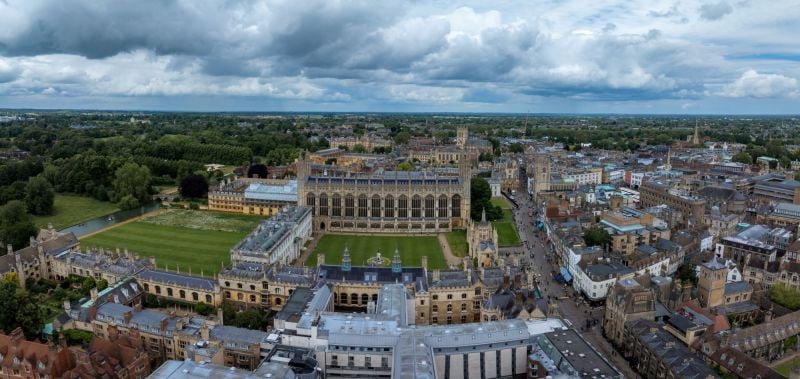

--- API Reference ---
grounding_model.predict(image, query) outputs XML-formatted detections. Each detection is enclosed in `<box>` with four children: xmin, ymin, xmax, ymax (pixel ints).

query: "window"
<box><xmin>358</xmin><ymin>194</ymin><xmax>368</xmax><ymax>217</ymax></box>
<box><xmin>385</xmin><ymin>196</ymin><xmax>394</xmax><ymax>218</ymax></box>
<box><xmin>250</xmin><ymin>295</ymin><xmax>256</xmax><ymax>302</ymax></box>
<box><xmin>237</xmin><ymin>283</ymin><xmax>243</xmax><ymax>289</ymax></box>
<box><xmin>398</xmin><ymin>195</ymin><xmax>408</xmax><ymax>218</ymax></box>
<box><xmin>461</xmin><ymin>293</ymin><xmax>467</xmax><ymax>299</ymax></box>
<box><xmin>167</xmin><ymin>288</ymin><xmax>173</xmax><ymax>296</ymax></box>
<box><xmin>447</xmin><ymin>294</ymin><xmax>453</xmax><ymax>300</ymax></box>
<box><xmin>345</xmin><ymin>194</ymin><xmax>355</xmax><ymax>217</ymax></box>
<box><xmin>461</xmin><ymin>303</ymin><xmax>467</xmax><ymax>311</ymax></box>
<box><xmin>438</xmin><ymin>195</ymin><xmax>448</xmax><ymax>217</ymax></box>
<box><xmin>179</xmin><ymin>290</ymin><xmax>185</xmax><ymax>299</ymax></box>
<box><xmin>155</xmin><ymin>285</ymin><xmax>161</xmax><ymax>294</ymax></box>
<box><xmin>206</xmin><ymin>294</ymin><xmax>213</xmax><ymax>303</ymax></box>
<box><xmin>452</xmin><ymin>194</ymin><xmax>461</xmax><ymax>217</ymax></box>
<box><xmin>192</xmin><ymin>292</ymin><xmax>199</xmax><ymax>301</ymax></box>
<box><xmin>332</xmin><ymin>194</ymin><xmax>342</xmax><ymax>217</ymax></box>
<box><xmin>412</xmin><ymin>195</ymin><xmax>421</xmax><ymax>218</ymax></box>
<box><xmin>447</xmin><ymin>304</ymin><xmax>452</xmax><ymax>312</ymax></box>
<box><xmin>432</xmin><ymin>305</ymin><xmax>438</xmax><ymax>312</ymax></box>
<box><xmin>319</xmin><ymin>193</ymin><xmax>329</xmax><ymax>216</ymax></box>
<box><xmin>365</xmin><ymin>357</ymin><xmax>371</xmax><ymax>367</ymax></box>
<box><xmin>225</xmin><ymin>291</ymin><xmax>231</xmax><ymax>299</ymax></box>
<box><xmin>371</xmin><ymin>195</ymin><xmax>381</xmax><ymax>218</ymax></box>
<box><xmin>432</xmin><ymin>295</ymin><xmax>439</xmax><ymax>300</ymax></box>
<box><xmin>420</xmin><ymin>299</ymin><xmax>425</xmax><ymax>305</ymax></box>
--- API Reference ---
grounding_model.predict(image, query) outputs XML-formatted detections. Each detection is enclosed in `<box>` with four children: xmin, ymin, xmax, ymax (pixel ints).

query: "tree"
<box><xmin>731</xmin><ymin>152</ymin><xmax>753</xmax><ymax>165</ymax></box>
<box><xmin>63</xmin><ymin>329</ymin><xmax>94</xmax><ymax>346</ymax></box>
<box><xmin>0</xmin><ymin>181</ymin><xmax>28</xmax><ymax>205</ymax></box>
<box><xmin>112</xmin><ymin>162</ymin><xmax>151</xmax><ymax>207</ymax></box>
<box><xmin>179</xmin><ymin>174</ymin><xmax>209</xmax><ymax>199</ymax></box>
<box><xmin>0</xmin><ymin>281</ymin><xmax>43</xmax><ymax>339</ymax></box>
<box><xmin>231</xmin><ymin>309</ymin><xmax>264</xmax><ymax>330</ymax></box>
<box><xmin>770</xmin><ymin>283</ymin><xmax>800</xmax><ymax>310</ymax></box>
<box><xmin>397</xmin><ymin>162</ymin><xmax>413</xmax><ymax>171</ymax></box>
<box><xmin>583</xmin><ymin>225</ymin><xmax>611</xmax><ymax>249</ymax></box>
<box><xmin>394</xmin><ymin>131</ymin><xmax>411</xmax><ymax>145</ymax></box>
<box><xmin>352</xmin><ymin>144</ymin><xmax>367</xmax><ymax>154</ymax></box>
<box><xmin>25</xmin><ymin>176</ymin><xmax>54</xmax><ymax>215</ymax></box>
<box><xmin>97</xmin><ymin>279</ymin><xmax>109</xmax><ymax>291</ymax></box>
<box><xmin>247</xmin><ymin>164</ymin><xmax>268</xmax><ymax>178</ymax></box>
<box><xmin>0</xmin><ymin>200</ymin><xmax>37</xmax><ymax>252</ymax></box>
<box><xmin>195</xmin><ymin>302</ymin><xmax>214</xmax><ymax>316</ymax></box>
<box><xmin>508</xmin><ymin>143</ymin><xmax>524</xmax><ymax>153</ymax></box>
<box><xmin>469</xmin><ymin>177</ymin><xmax>503</xmax><ymax>221</ymax></box>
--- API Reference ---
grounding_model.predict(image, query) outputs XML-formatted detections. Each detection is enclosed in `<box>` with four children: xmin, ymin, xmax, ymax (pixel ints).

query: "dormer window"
<box><xmin>38</xmin><ymin>361</ymin><xmax>45</xmax><ymax>370</ymax></box>
<box><xmin>12</xmin><ymin>356</ymin><xmax>19</xmax><ymax>364</ymax></box>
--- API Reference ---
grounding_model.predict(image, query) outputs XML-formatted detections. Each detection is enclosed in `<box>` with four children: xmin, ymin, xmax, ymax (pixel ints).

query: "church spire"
<box><xmin>342</xmin><ymin>246</ymin><xmax>352</xmax><ymax>272</ymax></box>
<box><xmin>481</xmin><ymin>207</ymin><xmax>487</xmax><ymax>223</ymax></box>
<box><xmin>392</xmin><ymin>247</ymin><xmax>402</xmax><ymax>273</ymax></box>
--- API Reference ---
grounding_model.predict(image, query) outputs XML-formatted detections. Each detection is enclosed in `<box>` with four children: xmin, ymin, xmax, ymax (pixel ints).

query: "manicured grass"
<box><xmin>445</xmin><ymin>230</ymin><xmax>468</xmax><ymax>257</ymax></box>
<box><xmin>493</xmin><ymin>222</ymin><xmax>521</xmax><ymax>246</ymax></box>
<box><xmin>489</xmin><ymin>197</ymin><xmax>519</xmax><ymax>246</ymax></box>
<box><xmin>140</xmin><ymin>210</ymin><xmax>261</xmax><ymax>233</ymax></box>
<box><xmin>83</xmin><ymin>210</ymin><xmax>262</xmax><ymax>276</ymax></box>
<box><xmin>308</xmin><ymin>234</ymin><xmax>447</xmax><ymax>269</ymax></box>
<box><xmin>491</xmin><ymin>197</ymin><xmax>512</xmax><ymax>209</ymax></box>
<box><xmin>775</xmin><ymin>358</ymin><xmax>800</xmax><ymax>377</ymax></box>
<box><xmin>33</xmin><ymin>195</ymin><xmax>119</xmax><ymax>229</ymax></box>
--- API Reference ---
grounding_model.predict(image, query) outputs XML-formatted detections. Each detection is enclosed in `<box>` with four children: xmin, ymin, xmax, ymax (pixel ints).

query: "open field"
<box><xmin>444</xmin><ymin>230</ymin><xmax>467</xmax><ymax>257</ymax></box>
<box><xmin>82</xmin><ymin>210</ymin><xmax>262</xmax><ymax>276</ymax></box>
<box><xmin>307</xmin><ymin>234</ymin><xmax>447</xmax><ymax>269</ymax></box>
<box><xmin>33</xmin><ymin>194</ymin><xmax>119</xmax><ymax>229</ymax></box>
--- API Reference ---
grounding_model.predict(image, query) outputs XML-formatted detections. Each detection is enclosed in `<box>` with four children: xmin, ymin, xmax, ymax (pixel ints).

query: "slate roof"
<box><xmin>317</xmin><ymin>264</ymin><xmax>424</xmax><ymax>285</ymax></box>
<box><xmin>135</xmin><ymin>269</ymin><xmax>216</xmax><ymax>291</ymax></box>
<box><xmin>723</xmin><ymin>281</ymin><xmax>752</xmax><ymax>295</ymax></box>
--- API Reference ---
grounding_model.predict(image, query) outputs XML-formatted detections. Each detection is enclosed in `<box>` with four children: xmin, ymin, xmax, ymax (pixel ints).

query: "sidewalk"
<box><xmin>437</xmin><ymin>233</ymin><xmax>462</xmax><ymax>267</ymax></box>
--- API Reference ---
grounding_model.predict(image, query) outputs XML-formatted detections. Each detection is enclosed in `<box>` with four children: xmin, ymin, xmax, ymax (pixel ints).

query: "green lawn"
<box><xmin>493</xmin><ymin>222</ymin><xmax>521</xmax><ymax>246</ymax></box>
<box><xmin>491</xmin><ymin>197</ymin><xmax>512</xmax><ymax>209</ymax></box>
<box><xmin>308</xmin><ymin>234</ymin><xmax>447</xmax><ymax>269</ymax></box>
<box><xmin>33</xmin><ymin>195</ymin><xmax>119</xmax><ymax>229</ymax></box>
<box><xmin>445</xmin><ymin>230</ymin><xmax>468</xmax><ymax>257</ymax></box>
<box><xmin>83</xmin><ymin>210</ymin><xmax>262</xmax><ymax>276</ymax></box>
<box><xmin>775</xmin><ymin>358</ymin><xmax>800</xmax><ymax>377</ymax></box>
<box><xmin>489</xmin><ymin>197</ymin><xmax>519</xmax><ymax>246</ymax></box>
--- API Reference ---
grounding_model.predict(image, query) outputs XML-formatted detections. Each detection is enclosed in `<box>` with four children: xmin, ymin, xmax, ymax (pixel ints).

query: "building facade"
<box><xmin>297</xmin><ymin>157</ymin><xmax>471</xmax><ymax>233</ymax></box>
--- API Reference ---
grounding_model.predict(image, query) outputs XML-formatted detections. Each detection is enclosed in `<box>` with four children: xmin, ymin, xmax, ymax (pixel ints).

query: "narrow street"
<box><xmin>513</xmin><ymin>174</ymin><xmax>639</xmax><ymax>378</ymax></box>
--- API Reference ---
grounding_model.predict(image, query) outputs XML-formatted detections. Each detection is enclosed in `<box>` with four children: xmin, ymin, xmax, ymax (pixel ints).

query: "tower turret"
<box><xmin>392</xmin><ymin>248</ymin><xmax>402</xmax><ymax>273</ymax></box>
<box><xmin>342</xmin><ymin>246</ymin><xmax>352</xmax><ymax>272</ymax></box>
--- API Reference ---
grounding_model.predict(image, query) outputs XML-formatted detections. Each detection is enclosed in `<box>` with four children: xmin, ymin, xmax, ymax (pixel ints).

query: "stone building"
<box><xmin>724</xmin><ymin>310</ymin><xmax>800</xmax><ymax>361</ymax></box>
<box><xmin>603</xmin><ymin>277</ymin><xmax>656</xmax><ymax>348</ymax></box>
<box><xmin>219</xmin><ymin>263</ymin><xmax>316</xmax><ymax>311</ymax></box>
<box><xmin>639</xmin><ymin>180</ymin><xmax>706</xmax><ymax>227</ymax></box>
<box><xmin>208</xmin><ymin>178</ymin><xmax>298</xmax><ymax>216</ymax></box>
<box><xmin>623</xmin><ymin>319</ymin><xmax>718</xmax><ymax>379</ymax></box>
<box><xmin>229</xmin><ymin>206</ymin><xmax>313</xmax><ymax>266</ymax></box>
<box><xmin>135</xmin><ymin>269</ymin><xmax>222</xmax><ymax>306</ymax></box>
<box><xmin>0</xmin><ymin>226</ymin><xmax>79</xmax><ymax>289</ymax></box>
<box><xmin>297</xmin><ymin>156</ymin><xmax>471</xmax><ymax>233</ymax></box>
<box><xmin>466</xmin><ymin>209</ymin><xmax>498</xmax><ymax>268</ymax></box>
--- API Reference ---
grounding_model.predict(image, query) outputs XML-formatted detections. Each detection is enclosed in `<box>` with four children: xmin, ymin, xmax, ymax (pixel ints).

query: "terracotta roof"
<box><xmin>0</xmin><ymin>328</ymin><xmax>75</xmax><ymax>377</ymax></box>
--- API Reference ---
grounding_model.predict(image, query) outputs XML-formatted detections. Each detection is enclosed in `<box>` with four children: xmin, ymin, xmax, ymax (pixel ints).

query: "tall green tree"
<box><xmin>583</xmin><ymin>225</ymin><xmax>611</xmax><ymax>249</ymax></box>
<box><xmin>0</xmin><ymin>200</ymin><xmax>37</xmax><ymax>251</ymax></box>
<box><xmin>179</xmin><ymin>174</ymin><xmax>209</xmax><ymax>199</ymax></box>
<box><xmin>25</xmin><ymin>176</ymin><xmax>55</xmax><ymax>215</ymax></box>
<box><xmin>112</xmin><ymin>162</ymin><xmax>151</xmax><ymax>208</ymax></box>
<box><xmin>731</xmin><ymin>152</ymin><xmax>753</xmax><ymax>165</ymax></box>
<box><xmin>0</xmin><ymin>281</ymin><xmax>43</xmax><ymax>339</ymax></box>
<box><xmin>470</xmin><ymin>177</ymin><xmax>503</xmax><ymax>221</ymax></box>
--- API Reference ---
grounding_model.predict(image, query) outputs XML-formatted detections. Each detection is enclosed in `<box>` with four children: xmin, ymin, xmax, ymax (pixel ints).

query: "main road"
<box><xmin>511</xmin><ymin>169</ymin><xmax>639</xmax><ymax>378</ymax></box>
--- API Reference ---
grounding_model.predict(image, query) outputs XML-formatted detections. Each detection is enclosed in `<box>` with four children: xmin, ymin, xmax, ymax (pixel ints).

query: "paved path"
<box><xmin>78</xmin><ymin>209</ymin><xmax>164</xmax><ymax>240</ymax></box>
<box><xmin>437</xmin><ymin>233</ymin><xmax>462</xmax><ymax>268</ymax></box>
<box><xmin>295</xmin><ymin>233</ymin><xmax>324</xmax><ymax>267</ymax></box>
<box><xmin>513</xmin><ymin>175</ymin><xmax>640</xmax><ymax>379</ymax></box>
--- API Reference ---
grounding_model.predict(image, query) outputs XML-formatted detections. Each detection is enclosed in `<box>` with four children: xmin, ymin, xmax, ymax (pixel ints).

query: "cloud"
<box><xmin>0</xmin><ymin>1</ymin><xmax>797</xmax><ymax>113</ymax></box>
<box><xmin>719</xmin><ymin>70</ymin><xmax>798</xmax><ymax>98</ymax></box>
<box><xmin>699</xmin><ymin>1</ymin><xmax>733</xmax><ymax>20</ymax></box>
<box><xmin>0</xmin><ymin>58</ymin><xmax>20</xmax><ymax>83</ymax></box>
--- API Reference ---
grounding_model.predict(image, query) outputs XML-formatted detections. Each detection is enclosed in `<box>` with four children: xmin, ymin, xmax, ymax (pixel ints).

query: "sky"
<box><xmin>0</xmin><ymin>0</ymin><xmax>798</xmax><ymax>114</ymax></box>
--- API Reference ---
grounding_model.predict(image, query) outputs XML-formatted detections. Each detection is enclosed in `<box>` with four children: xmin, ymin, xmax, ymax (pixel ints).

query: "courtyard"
<box><xmin>306</xmin><ymin>234</ymin><xmax>448</xmax><ymax>269</ymax></box>
<box><xmin>82</xmin><ymin>210</ymin><xmax>262</xmax><ymax>277</ymax></box>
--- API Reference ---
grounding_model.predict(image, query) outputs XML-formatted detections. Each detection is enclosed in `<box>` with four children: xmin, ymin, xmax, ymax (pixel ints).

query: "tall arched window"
<box><xmin>425</xmin><ymin>195</ymin><xmax>435</xmax><ymax>218</ymax></box>
<box><xmin>306</xmin><ymin>193</ymin><xmax>315</xmax><ymax>214</ymax></box>
<box><xmin>358</xmin><ymin>194</ymin><xmax>368</xmax><ymax>217</ymax></box>
<box><xmin>451</xmin><ymin>194</ymin><xmax>461</xmax><ymax>217</ymax></box>
<box><xmin>385</xmin><ymin>195</ymin><xmax>395</xmax><ymax>218</ymax></box>
<box><xmin>371</xmin><ymin>195</ymin><xmax>381</xmax><ymax>218</ymax></box>
<box><xmin>438</xmin><ymin>195</ymin><xmax>448</xmax><ymax>217</ymax></box>
<box><xmin>340</xmin><ymin>293</ymin><xmax>348</xmax><ymax>304</ymax></box>
<box><xmin>319</xmin><ymin>193</ymin><xmax>329</xmax><ymax>216</ymax></box>
<box><xmin>398</xmin><ymin>195</ymin><xmax>408</xmax><ymax>218</ymax></box>
<box><xmin>332</xmin><ymin>194</ymin><xmax>342</xmax><ymax>217</ymax></box>
<box><xmin>345</xmin><ymin>194</ymin><xmax>355</xmax><ymax>217</ymax></box>
<box><xmin>411</xmin><ymin>195</ymin><xmax>421</xmax><ymax>218</ymax></box>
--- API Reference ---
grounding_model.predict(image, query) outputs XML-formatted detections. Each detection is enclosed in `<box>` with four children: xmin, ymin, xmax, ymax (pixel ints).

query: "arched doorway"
<box><xmin>320</xmin><ymin>222</ymin><xmax>326</xmax><ymax>230</ymax></box>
